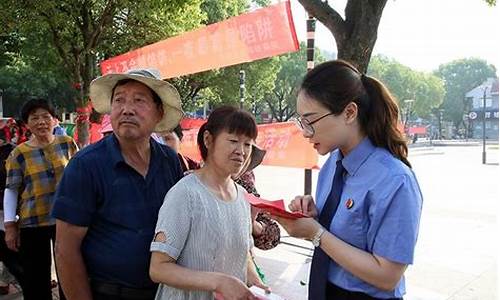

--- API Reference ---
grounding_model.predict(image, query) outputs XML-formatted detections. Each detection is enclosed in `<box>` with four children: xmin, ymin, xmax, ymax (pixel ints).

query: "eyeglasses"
<box><xmin>28</xmin><ymin>114</ymin><xmax>53</xmax><ymax>124</ymax></box>
<box><xmin>292</xmin><ymin>112</ymin><xmax>335</xmax><ymax>137</ymax></box>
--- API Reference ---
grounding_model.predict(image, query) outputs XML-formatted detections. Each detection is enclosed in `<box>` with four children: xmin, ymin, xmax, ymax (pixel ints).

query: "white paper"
<box><xmin>249</xmin><ymin>286</ymin><xmax>286</xmax><ymax>300</ymax></box>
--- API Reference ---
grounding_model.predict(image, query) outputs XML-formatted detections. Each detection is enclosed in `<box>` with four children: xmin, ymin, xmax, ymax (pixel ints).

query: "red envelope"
<box><xmin>246</xmin><ymin>193</ymin><xmax>308</xmax><ymax>219</ymax></box>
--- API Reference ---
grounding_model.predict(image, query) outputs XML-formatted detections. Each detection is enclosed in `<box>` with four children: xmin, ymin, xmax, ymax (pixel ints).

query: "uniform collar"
<box><xmin>341</xmin><ymin>137</ymin><xmax>375</xmax><ymax>176</ymax></box>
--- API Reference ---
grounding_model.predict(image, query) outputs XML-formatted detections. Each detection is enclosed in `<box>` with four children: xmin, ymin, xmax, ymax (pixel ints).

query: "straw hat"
<box><xmin>90</xmin><ymin>68</ymin><xmax>183</xmax><ymax>132</ymax></box>
<box><xmin>247</xmin><ymin>144</ymin><xmax>266</xmax><ymax>172</ymax></box>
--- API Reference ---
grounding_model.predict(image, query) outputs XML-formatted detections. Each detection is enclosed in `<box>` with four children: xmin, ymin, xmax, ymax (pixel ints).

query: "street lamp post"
<box><xmin>403</xmin><ymin>99</ymin><xmax>414</xmax><ymax>133</ymax></box>
<box><xmin>438</xmin><ymin>109</ymin><xmax>444</xmax><ymax>140</ymax></box>
<box><xmin>239</xmin><ymin>70</ymin><xmax>245</xmax><ymax>109</ymax></box>
<box><xmin>482</xmin><ymin>86</ymin><xmax>488</xmax><ymax>164</ymax></box>
<box><xmin>0</xmin><ymin>88</ymin><xmax>3</xmax><ymax>118</ymax></box>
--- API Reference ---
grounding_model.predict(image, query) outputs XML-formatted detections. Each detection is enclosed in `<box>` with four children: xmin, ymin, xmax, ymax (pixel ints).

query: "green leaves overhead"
<box><xmin>368</xmin><ymin>55</ymin><xmax>445</xmax><ymax>119</ymax></box>
<box><xmin>264</xmin><ymin>42</ymin><xmax>325</xmax><ymax>122</ymax></box>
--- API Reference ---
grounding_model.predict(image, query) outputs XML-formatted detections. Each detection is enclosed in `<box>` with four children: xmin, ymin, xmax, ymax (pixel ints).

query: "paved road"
<box><xmin>252</xmin><ymin>145</ymin><xmax>499</xmax><ymax>300</ymax></box>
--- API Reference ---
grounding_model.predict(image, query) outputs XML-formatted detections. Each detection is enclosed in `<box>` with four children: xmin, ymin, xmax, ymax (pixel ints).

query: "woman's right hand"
<box><xmin>4</xmin><ymin>222</ymin><xmax>20</xmax><ymax>252</ymax></box>
<box><xmin>214</xmin><ymin>274</ymin><xmax>256</xmax><ymax>300</ymax></box>
<box><xmin>288</xmin><ymin>195</ymin><xmax>318</xmax><ymax>218</ymax></box>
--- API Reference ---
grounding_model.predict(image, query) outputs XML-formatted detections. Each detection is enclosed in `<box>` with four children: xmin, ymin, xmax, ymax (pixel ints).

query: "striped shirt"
<box><xmin>151</xmin><ymin>173</ymin><xmax>252</xmax><ymax>300</ymax></box>
<box><xmin>6</xmin><ymin>135</ymin><xmax>78</xmax><ymax>227</ymax></box>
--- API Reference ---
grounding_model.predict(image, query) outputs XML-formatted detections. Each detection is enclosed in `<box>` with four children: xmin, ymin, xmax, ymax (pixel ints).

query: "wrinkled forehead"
<box><xmin>113</xmin><ymin>80</ymin><xmax>155</xmax><ymax>98</ymax></box>
<box><xmin>111</xmin><ymin>79</ymin><xmax>163</xmax><ymax>110</ymax></box>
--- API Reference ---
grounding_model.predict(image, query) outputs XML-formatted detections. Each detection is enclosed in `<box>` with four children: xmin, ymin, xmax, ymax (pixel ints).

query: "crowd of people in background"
<box><xmin>1</xmin><ymin>117</ymin><xmax>30</xmax><ymax>295</ymax></box>
<box><xmin>0</xmin><ymin>118</ymin><xmax>30</xmax><ymax>147</ymax></box>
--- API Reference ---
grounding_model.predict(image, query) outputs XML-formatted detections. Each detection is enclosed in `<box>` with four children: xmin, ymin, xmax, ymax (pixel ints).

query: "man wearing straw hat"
<box><xmin>52</xmin><ymin>69</ymin><xmax>184</xmax><ymax>300</ymax></box>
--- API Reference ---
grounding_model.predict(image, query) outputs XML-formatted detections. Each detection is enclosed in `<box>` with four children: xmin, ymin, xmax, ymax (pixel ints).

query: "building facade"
<box><xmin>466</xmin><ymin>77</ymin><xmax>499</xmax><ymax>140</ymax></box>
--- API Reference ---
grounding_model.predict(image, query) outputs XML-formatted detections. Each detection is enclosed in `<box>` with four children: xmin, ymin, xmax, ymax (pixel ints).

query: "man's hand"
<box><xmin>4</xmin><ymin>221</ymin><xmax>20</xmax><ymax>252</ymax></box>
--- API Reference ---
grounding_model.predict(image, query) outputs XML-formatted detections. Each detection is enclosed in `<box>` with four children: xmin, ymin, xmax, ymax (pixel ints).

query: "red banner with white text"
<box><xmin>180</xmin><ymin>122</ymin><xmax>318</xmax><ymax>169</ymax></box>
<box><xmin>100</xmin><ymin>2</ymin><xmax>299</xmax><ymax>78</ymax></box>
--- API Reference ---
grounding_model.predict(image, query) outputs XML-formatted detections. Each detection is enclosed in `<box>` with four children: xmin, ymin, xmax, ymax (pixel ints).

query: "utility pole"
<box><xmin>239</xmin><ymin>70</ymin><xmax>245</xmax><ymax>109</ymax></box>
<box><xmin>438</xmin><ymin>109</ymin><xmax>444</xmax><ymax>140</ymax></box>
<box><xmin>0</xmin><ymin>89</ymin><xmax>3</xmax><ymax>118</ymax></box>
<box><xmin>482</xmin><ymin>86</ymin><xmax>488</xmax><ymax>164</ymax></box>
<box><xmin>403</xmin><ymin>99</ymin><xmax>414</xmax><ymax>133</ymax></box>
<box><xmin>304</xmin><ymin>13</ymin><xmax>316</xmax><ymax>195</ymax></box>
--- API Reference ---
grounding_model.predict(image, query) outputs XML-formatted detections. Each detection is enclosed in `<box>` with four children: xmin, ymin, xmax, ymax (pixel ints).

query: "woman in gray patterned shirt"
<box><xmin>150</xmin><ymin>106</ymin><xmax>268</xmax><ymax>300</ymax></box>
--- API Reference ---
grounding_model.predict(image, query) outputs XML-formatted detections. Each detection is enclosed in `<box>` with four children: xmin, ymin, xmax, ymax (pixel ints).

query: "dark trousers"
<box><xmin>19</xmin><ymin>225</ymin><xmax>66</xmax><ymax>300</ymax></box>
<box><xmin>326</xmin><ymin>282</ymin><xmax>403</xmax><ymax>300</ymax></box>
<box><xmin>91</xmin><ymin>280</ymin><xmax>157</xmax><ymax>300</ymax></box>
<box><xmin>0</xmin><ymin>230</ymin><xmax>26</xmax><ymax>289</ymax></box>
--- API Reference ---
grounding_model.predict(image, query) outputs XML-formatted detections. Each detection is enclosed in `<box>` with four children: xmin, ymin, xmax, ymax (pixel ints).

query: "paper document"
<box><xmin>249</xmin><ymin>286</ymin><xmax>286</xmax><ymax>300</ymax></box>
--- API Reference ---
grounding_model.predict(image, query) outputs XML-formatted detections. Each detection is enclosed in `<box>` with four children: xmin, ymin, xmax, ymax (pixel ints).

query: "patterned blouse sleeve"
<box><xmin>5</xmin><ymin>148</ymin><xmax>22</xmax><ymax>191</ymax></box>
<box><xmin>253</xmin><ymin>213</ymin><xmax>280</xmax><ymax>250</ymax></box>
<box><xmin>235</xmin><ymin>171</ymin><xmax>281</xmax><ymax>250</ymax></box>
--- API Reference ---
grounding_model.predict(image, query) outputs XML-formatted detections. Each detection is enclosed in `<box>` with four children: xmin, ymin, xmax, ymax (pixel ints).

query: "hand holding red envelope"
<box><xmin>245</xmin><ymin>193</ymin><xmax>308</xmax><ymax>219</ymax></box>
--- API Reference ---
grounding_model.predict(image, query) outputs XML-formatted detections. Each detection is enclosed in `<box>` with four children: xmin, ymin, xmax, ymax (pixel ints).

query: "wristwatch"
<box><xmin>311</xmin><ymin>227</ymin><xmax>325</xmax><ymax>247</ymax></box>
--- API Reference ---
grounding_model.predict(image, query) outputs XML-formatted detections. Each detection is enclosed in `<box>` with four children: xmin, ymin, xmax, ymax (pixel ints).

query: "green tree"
<box><xmin>434</xmin><ymin>58</ymin><xmax>497</xmax><ymax>130</ymax></box>
<box><xmin>0</xmin><ymin>31</ymin><xmax>76</xmax><ymax>117</ymax></box>
<box><xmin>368</xmin><ymin>55</ymin><xmax>445</xmax><ymax>120</ymax></box>
<box><xmin>0</xmin><ymin>62</ymin><xmax>77</xmax><ymax>117</ymax></box>
<box><xmin>171</xmin><ymin>56</ymin><xmax>279</xmax><ymax>118</ymax></box>
<box><xmin>1</xmin><ymin>0</ymin><xmax>204</xmax><ymax>145</ymax></box>
<box><xmin>264</xmin><ymin>42</ymin><xmax>326</xmax><ymax>122</ymax></box>
<box><xmin>189</xmin><ymin>57</ymin><xmax>280</xmax><ymax>116</ymax></box>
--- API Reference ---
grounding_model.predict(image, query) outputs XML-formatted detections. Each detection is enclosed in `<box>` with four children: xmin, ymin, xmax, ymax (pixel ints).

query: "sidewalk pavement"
<box><xmin>254</xmin><ymin>237</ymin><xmax>312</xmax><ymax>300</ymax></box>
<box><xmin>409</xmin><ymin>139</ymin><xmax>499</xmax><ymax>148</ymax></box>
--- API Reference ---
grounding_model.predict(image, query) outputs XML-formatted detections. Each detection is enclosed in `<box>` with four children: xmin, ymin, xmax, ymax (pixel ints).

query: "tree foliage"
<box><xmin>174</xmin><ymin>57</ymin><xmax>278</xmax><ymax>116</ymax></box>
<box><xmin>264</xmin><ymin>42</ymin><xmax>326</xmax><ymax>122</ymax></box>
<box><xmin>0</xmin><ymin>59</ymin><xmax>77</xmax><ymax>117</ymax></box>
<box><xmin>434</xmin><ymin>58</ymin><xmax>497</xmax><ymax>129</ymax></box>
<box><xmin>368</xmin><ymin>55</ymin><xmax>445</xmax><ymax>120</ymax></box>
<box><xmin>0</xmin><ymin>31</ymin><xmax>76</xmax><ymax>116</ymax></box>
<box><xmin>1</xmin><ymin>0</ymin><xmax>204</xmax><ymax>145</ymax></box>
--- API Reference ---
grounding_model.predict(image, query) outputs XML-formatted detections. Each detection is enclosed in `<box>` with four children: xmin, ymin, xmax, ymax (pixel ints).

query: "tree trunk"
<box><xmin>74</xmin><ymin>54</ymin><xmax>94</xmax><ymax>148</ymax></box>
<box><xmin>75</xmin><ymin>88</ymin><xmax>90</xmax><ymax>148</ymax></box>
<box><xmin>298</xmin><ymin>0</ymin><xmax>388</xmax><ymax>73</ymax></box>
